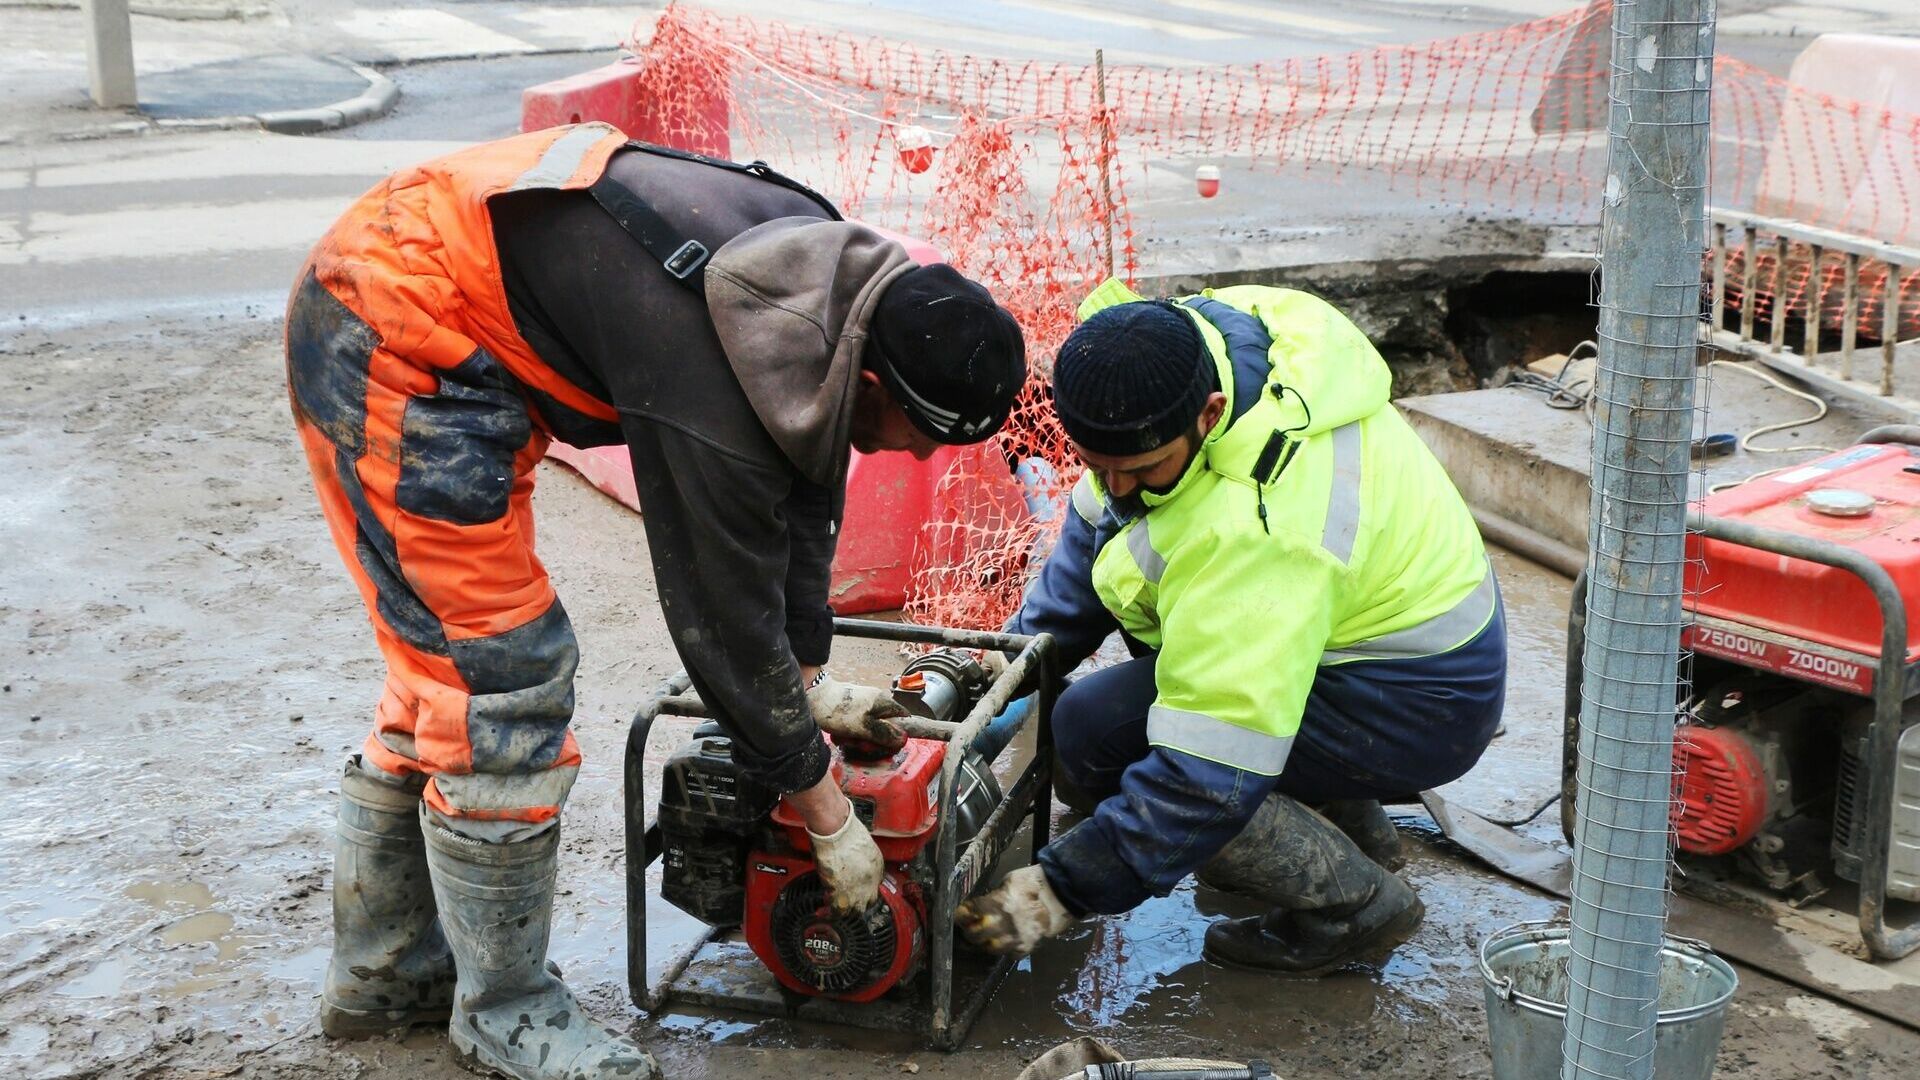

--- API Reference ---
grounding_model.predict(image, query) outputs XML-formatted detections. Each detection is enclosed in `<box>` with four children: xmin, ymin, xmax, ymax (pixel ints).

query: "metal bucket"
<box><xmin>1480</xmin><ymin>921</ymin><xmax>1738</xmax><ymax>1080</ymax></box>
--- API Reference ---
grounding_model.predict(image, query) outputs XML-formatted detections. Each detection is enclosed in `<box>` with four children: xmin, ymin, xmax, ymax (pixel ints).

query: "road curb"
<box><xmin>48</xmin><ymin>57</ymin><xmax>399</xmax><ymax>142</ymax></box>
<box><xmin>257</xmin><ymin>60</ymin><xmax>400</xmax><ymax>134</ymax></box>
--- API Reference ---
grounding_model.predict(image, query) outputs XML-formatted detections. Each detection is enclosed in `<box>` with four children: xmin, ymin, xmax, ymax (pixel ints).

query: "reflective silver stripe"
<box><xmin>1321</xmin><ymin>560</ymin><xmax>1499</xmax><ymax>665</ymax></box>
<box><xmin>1071</xmin><ymin>478</ymin><xmax>1103</xmax><ymax>525</ymax></box>
<box><xmin>509</xmin><ymin>124</ymin><xmax>615</xmax><ymax>193</ymax></box>
<box><xmin>1126</xmin><ymin>518</ymin><xmax>1167</xmax><ymax>584</ymax></box>
<box><xmin>1321</xmin><ymin>421</ymin><xmax>1363</xmax><ymax>563</ymax></box>
<box><xmin>1148</xmin><ymin>706</ymin><xmax>1297</xmax><ymax>775</ymax></box>
<box><xmin>431</xmin><ymin>765</ymin><xmax>580</xmax><ymax>814</ymax></box>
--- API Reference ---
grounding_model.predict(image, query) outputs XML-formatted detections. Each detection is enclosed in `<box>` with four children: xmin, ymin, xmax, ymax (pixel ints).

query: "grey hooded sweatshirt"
<box><xmin>491</xmin><ymin>145</ymin><xmax>911</xmax><ymax>794</ymax></box>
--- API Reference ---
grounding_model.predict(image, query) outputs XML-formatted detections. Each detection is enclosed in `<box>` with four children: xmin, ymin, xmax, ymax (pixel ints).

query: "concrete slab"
<box><xmin>1401</xmin><ymin>359</ymin><xmax>1884</xmax><ymax>552</ymax></box>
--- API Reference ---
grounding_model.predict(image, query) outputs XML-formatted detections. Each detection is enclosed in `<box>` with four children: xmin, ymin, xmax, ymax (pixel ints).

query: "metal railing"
<box><xmin>1708</xmin><ymin>208</ymin><xmax>1920</xmax><ymax>414</ymax></box>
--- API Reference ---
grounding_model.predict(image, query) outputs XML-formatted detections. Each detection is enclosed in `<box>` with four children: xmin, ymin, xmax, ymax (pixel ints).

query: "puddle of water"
<box><xmin>0</xmin><ymin>1022</ymin><xmax>52</xmax><ymax>1062</ymax></box>
<box><xmin>55</xmin><ymin>953</ymin><xmax>130</xmax><ymax>998</ymax></box>
<box><xmin>1053</xmin><ymin>886</ymin><xmax>1207</xmax><ymax>1030</ymax></box>
<box><xmin>263</xmin><ymin>943</ymin><xmax>329</xmax><ymax>987</ymax></box>
<box><xmin>126</xmin><ymin>880</ymin><xmax>217</xmax><ymax>911</ymax></box>
<box><xmin>159</xmin><ymin>910</ymin><xmax>239</xmax><ymax>956</ymax></box>
<box><xmin>654</xmin><ymin>1014</ymin><xmax>762</xmax><ymax>1043</ymax></box>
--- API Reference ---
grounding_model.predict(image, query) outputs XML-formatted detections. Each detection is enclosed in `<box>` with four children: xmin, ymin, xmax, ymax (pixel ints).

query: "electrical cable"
<box><xmin>1479</xmin><ymin>792</ymin><xmax>1561</xmax><ymax>828</ymax></box>
<box><xmin>1703</xmin><ymin>359</ymin><xmax>1840</xmax><ymax>492</ymax></box>
<box><xmin>1704</xmin><ymin>359</ymin><xmax>1837</xmax><ymax>455</ymax></box>
<box><xmin>1504</xmin><ymin>340</ymin><xmax>1597</xmax><ymax>421</ymax></box>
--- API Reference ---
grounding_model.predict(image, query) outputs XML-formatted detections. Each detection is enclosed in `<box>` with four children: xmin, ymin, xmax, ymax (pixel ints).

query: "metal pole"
<box><xmin>1563</xmin><ymin>0</ymin><xmax>1717</xmax><ymax>1077</ymax></box>
<box><xmin>81</xmin><ymin>0</ymin><xmax>138</xmax><ymax>108</ymax></box>
<box><xmin>1094</xmin><ymin>48</ymin><xmax>1116</xmax><ymax>280</ymax></box>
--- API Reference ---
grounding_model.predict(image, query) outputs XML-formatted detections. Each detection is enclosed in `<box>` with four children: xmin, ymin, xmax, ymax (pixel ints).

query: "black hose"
<box><xmin>1858</xmin><ymin>424</ymin><xmax>1920</xmax><ymax>447</ymax></box>
<box><xmin>1479</xmin><ymin>792</ymin><xmax>1562</xmax><ymax>828</ymax></box>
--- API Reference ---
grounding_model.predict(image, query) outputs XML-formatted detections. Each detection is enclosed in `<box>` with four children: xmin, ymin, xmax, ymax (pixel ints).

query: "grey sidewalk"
<box><xmin>3</xmin><ymin>0</ymin><xmax>657</xmax><ymax>143</ymax></box>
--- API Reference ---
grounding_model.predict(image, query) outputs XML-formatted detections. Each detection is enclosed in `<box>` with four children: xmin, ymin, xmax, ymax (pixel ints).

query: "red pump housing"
<box><xmin>742</xmin><ymin>737</ymin><xmax>949</xmax><ymax>1002</ymax></box>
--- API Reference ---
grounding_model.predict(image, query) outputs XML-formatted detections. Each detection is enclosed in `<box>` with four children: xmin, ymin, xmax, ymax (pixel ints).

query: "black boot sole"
<box><xmin>1202</xmin><ymin>896</ymin><xmax>1426</xmax><ymax>977</ymax></box>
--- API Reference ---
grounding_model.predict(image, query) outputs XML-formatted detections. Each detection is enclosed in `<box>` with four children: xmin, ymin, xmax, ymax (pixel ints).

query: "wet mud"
<box><xmin>4</xmin><ymin>313</ymin><xmax>1920</xmax><ymax>1078</ymax></box>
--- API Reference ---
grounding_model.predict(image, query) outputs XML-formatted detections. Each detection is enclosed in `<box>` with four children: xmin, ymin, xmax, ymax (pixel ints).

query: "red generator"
<box><xmin>624</xmin><ymin>623</ymin><xmax>1058</xmax><ymax>1049</ymax></box>
<box><xmin>1563</xmin><ymin>427</ymin><xmax>1920</xmax><ymax>959</ymax></box>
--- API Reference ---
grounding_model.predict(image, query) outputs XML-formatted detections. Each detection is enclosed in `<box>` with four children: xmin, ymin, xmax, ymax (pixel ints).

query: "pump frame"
<box><xmin>623</xmin><ymin>618</ymin><xmax>1057</xmax><ymax>1049</ymax></box>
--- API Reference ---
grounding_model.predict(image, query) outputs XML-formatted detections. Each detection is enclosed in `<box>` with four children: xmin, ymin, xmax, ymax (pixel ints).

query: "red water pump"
<box><xmin>655</xmin><ymin>651</ymin><xmax>1001</xmax><ymax>1002</ymax></box>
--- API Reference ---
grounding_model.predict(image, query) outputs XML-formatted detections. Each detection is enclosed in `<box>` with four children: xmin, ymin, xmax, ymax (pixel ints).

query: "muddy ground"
<box><xmin>4</xmin><ymin>310</ymin><xmax>1919</xmax><ymax>1080</ymax></box>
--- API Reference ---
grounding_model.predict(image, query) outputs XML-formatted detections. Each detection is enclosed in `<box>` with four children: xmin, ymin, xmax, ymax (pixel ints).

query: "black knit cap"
<box><xmin>868</xmin><ymin>265</ymin><xmax>1028</xmax><ymax>445</ymax></box>
<box><xmin>1052</xmin><ymin>301</ymin><xmax>1215</xmax><ymax>456</ymax></box>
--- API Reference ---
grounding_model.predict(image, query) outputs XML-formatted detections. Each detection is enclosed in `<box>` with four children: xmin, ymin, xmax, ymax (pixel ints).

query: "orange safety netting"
<box><xmin>625</xmin><ymin>1</ymin><xmax>1920</xmax><ymax>629</ymax></box>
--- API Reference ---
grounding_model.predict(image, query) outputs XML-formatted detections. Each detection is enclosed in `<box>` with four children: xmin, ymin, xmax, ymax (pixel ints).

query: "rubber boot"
<box><xmin>421</xmin><ymin>811</ymin><xmax>660</xmax><ymax>1080</ymax></box>
<box><xmin>321</xmin><ymin>756</ymin><xmax>455</xmax><ymax>1039</ymax></box>
<box><xmin>1317</xmin><ymin>799</ymin><xmax>1406</xmax><ymax>872</ymax></box>
<box><xmin>1197</xmin><ymin>794</ymin><xmax>1424</xmax><ymax>976</ymax></box>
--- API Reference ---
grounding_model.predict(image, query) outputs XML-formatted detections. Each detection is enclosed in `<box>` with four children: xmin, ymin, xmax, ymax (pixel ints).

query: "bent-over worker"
<box><xmin>958</xmin><ymin>279</ymin><xmax>1503</xmax><ymax>975</ymax></box>
<box><xmin>287</xmin><ymin>123</ymin><xmax>1025</xmax><ymax>1079</ymax></box>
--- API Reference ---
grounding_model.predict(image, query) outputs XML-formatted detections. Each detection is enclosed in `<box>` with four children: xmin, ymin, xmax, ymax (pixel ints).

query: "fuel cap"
<box><xmin>1807</xmin><ymin>488</ymin><xmax>1875</xmax><ymax>517</ymax></box>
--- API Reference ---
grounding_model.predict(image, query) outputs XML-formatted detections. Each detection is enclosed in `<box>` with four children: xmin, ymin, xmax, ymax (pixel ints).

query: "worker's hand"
<box><xmin>955</xmin><ymin>864</ymin><xmax>1076</xmax><ymax>956</ymax></box>
<box><xmin>804</xmin><ymin>789</ymin><xmax>886</xmax><ymax>915</ymax></box>
<box><xmin>807</xmin><ymin>676</ymin><xmax>908</xmax><ymax>751</ymax></box>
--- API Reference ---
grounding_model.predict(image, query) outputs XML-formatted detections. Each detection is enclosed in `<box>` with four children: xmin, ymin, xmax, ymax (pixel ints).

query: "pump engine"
<box><xmin>654</xmin><ymin>650</ymin><xmax>1003</xmax><ymax>1002</ymax></box>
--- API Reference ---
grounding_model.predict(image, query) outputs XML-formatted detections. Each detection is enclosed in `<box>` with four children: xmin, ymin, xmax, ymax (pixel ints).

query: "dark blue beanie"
<box><xmin>1052</xmin><ymin>301</ymin><xmax>1216</xmax><ymax>456</ymax></box>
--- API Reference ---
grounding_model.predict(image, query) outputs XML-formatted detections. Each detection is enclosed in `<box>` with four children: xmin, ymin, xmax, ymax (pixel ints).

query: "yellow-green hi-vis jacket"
<box><xmin>1058</xmin><ymin>279</ymin><xmax>1497</xmax><ymax>775</ymax></box>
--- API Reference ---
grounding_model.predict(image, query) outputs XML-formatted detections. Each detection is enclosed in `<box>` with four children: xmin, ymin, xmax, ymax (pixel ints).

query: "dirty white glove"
<box><xmin>807</xmin><ymin>676</ymin><xmax>908</xmax><ymax>751</ymax></box>
<box><xmin>807</xmin><ymin>797</ymin><xmax>886</xmax><ymax>915</ymax></box>
<box><xmin>955</xmin><ymin>864</ymin><xmax>1077</xmax><ymax>955</ymax></box>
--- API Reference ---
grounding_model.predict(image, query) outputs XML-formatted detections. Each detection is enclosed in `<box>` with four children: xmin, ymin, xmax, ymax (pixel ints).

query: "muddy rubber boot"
<box><xmin>321</xmin><ymin>756</ymin><xmax>455</xmax><ymax>1039</ymax></box>
<box><xmin>1197</xmin><ymin>794</ymin><xmax>1423</xmax><ymax>976</ymax></box>
<box><xmin>421</xmin><ymin>811</ymin><xmax>660</xmax><ymax>1080</ymax></box>
<box><xmin>1317</xmin><ymin>799</ymin><xmax>1406</xmax><ymax>872</ymax></box>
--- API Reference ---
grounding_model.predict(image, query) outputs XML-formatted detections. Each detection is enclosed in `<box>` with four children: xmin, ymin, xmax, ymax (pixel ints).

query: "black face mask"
<box><xmin>1108</xmin><ymin>426</ymin><xmax>1205</xmax><ymax>518</ymax></box>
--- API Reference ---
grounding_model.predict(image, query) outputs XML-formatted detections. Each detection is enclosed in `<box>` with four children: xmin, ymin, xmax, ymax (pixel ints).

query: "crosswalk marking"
<box><xmin>501</xmin><ymin>6</ymin><xmax>648</xmax><ymax>49</ymax></box>
<box><xmin>3</xmin><ymin>138</ymin><xmax>469</xmax><ymax>191</ymax></box>
<box><xmin>334</xmin><ymin>10</ymin><xmax>540</xmax><ymax>62</ymax></box>
<box><xmin>1160</xmin><ymin>0</ymin><xmax>1384</xmax><ymax>37</ymax></box>
<box><xmin>0</xmin><ymin>196</ymin><xmax>350</xmax><ymax>266</ymax></box>
<box><xmin>999</xmin><ymin>0</ymin><xmax>1244</xmax><ymax>42</ymax></box>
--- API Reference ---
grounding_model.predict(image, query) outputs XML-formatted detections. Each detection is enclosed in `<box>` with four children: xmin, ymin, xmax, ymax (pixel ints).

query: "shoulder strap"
<box><xmin>587</xmin><ymin>171</ymin><xmax>713</xmax><ymax>288</ymax></box>
<box><xmin>588</xmin><ymin>142</ymin><xmax>845</xmax><ymax>291</ymax></box>
<box><xmin>619</xmin><ymin>140</ymin><xmax>843</xmax><ymax>220</ymax></box>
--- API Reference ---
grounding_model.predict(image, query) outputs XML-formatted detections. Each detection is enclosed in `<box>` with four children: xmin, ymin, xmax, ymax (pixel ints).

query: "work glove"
<box><xmin>807</xmin><ymin>676</ymin><xmax>908</xmax><ymax>752</ymax></box>
<box><xmin>955</xmin><ymin>864</ymin><xmax>1077</xmax><ymax>956</ymax></box>
<box><xmin>808</xmin><ymin>797</ymin><xmax>886</xmax><ymax>915</ymax></box>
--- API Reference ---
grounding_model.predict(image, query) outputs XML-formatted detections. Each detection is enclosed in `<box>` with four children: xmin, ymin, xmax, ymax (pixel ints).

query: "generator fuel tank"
<box><xmin>1686</xmin><ymin>441</ymin><xmax>1920</xmax><ymax>694</ymax></box>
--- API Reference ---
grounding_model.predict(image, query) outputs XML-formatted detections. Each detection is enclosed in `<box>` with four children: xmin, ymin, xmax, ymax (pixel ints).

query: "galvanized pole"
<box><xmin>1564</xmin><ymin>0</ymin><xmax>1717</xmax><ymax>1078</ymax></box>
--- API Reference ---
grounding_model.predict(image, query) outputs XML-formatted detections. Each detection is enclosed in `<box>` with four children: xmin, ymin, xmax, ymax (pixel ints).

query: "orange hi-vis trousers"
<box><xmin>287</xmin><ymin>125</ymin><xmax>630</xmax><ymax>830</ymax></box>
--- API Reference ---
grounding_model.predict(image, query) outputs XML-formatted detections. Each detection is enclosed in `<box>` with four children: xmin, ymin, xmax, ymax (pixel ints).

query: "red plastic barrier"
<box><xmin>521</xmin><ymin>56</ymin><xmax>730</xmax><ymax>157</ymax></box>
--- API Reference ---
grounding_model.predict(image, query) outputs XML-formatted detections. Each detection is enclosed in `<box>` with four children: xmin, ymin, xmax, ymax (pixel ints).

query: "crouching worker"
<box><xmin>288</xmin><ymin>124</ymin><xmax>1026</xmax><ymax>1078</ymax></box>
<box><xmin>957</xmin><ymin>280</ymin><xmax>1504</xmax><ymax>975</ymax></box>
